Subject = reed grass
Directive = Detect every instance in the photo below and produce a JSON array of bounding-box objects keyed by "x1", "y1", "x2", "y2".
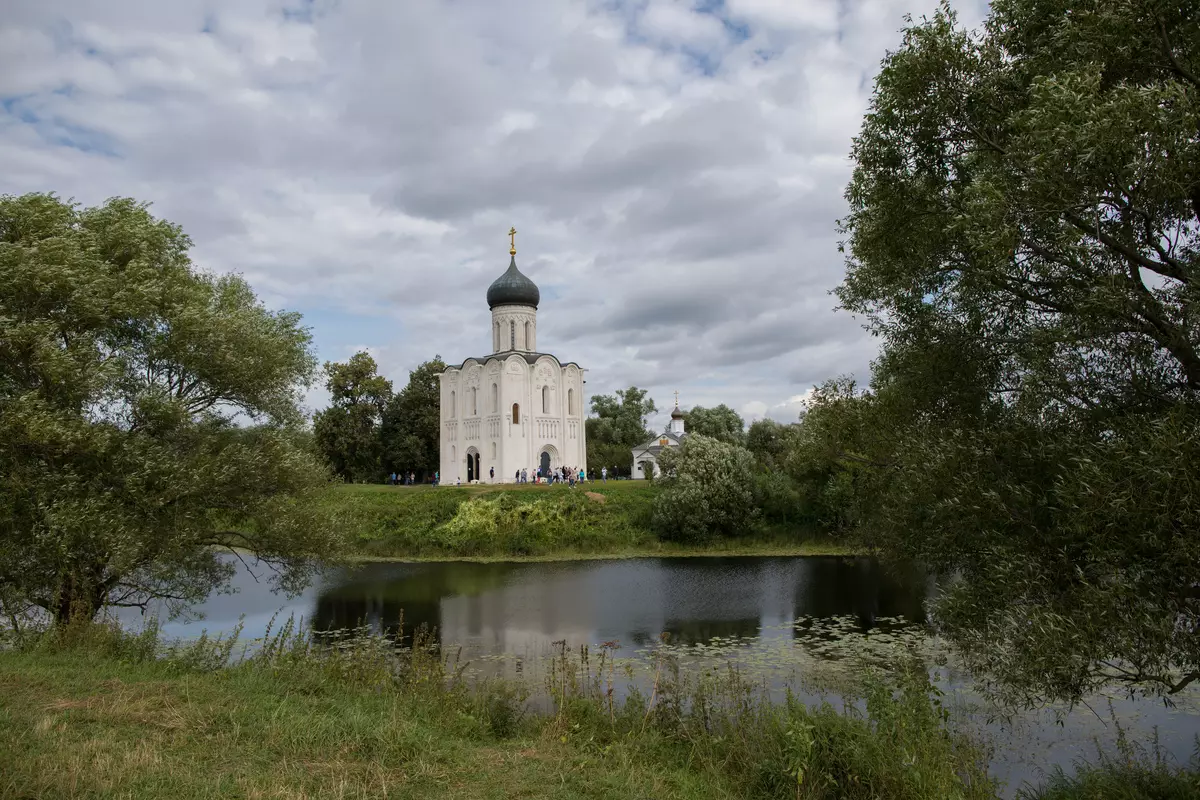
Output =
[{"x1": 2, "y1": 616, "x2": 995, "y2": 799}]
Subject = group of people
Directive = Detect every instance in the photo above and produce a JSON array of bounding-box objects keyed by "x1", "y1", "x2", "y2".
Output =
[
  {"x1": 505, "y1": 464, "x2": 610, "y2": 487},
  {"x1": 392, "y1": 466, "x2": 617, "y2": 487}
]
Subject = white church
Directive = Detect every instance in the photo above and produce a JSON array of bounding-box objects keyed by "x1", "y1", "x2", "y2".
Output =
[
  {"x1": 631, "y1": 398, "x2": 687, "y2": 479},
  {"x1": 438, "y1": 230, "x2": 587, "y2": 483}
]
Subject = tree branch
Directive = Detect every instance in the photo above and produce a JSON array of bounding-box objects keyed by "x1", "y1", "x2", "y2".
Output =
[
  {"x1": 1155, "y1": 14, "x2": 1199, "y2": 89},
  {"x1": 1063, "y1": 211, "x2": 1191, "y2": 286}
]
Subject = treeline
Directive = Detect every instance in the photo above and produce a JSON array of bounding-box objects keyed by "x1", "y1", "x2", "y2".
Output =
[{"x1": 312, "y1": 352, "x2": 444, "y2": 483}]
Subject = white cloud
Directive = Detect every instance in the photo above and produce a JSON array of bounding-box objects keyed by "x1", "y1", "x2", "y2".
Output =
[{"x1": 0, "y1": 0, "x2": 991, "y2": 423}]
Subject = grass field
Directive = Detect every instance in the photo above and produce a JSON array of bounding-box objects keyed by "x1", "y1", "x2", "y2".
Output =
[
  {"x1": 4, "y1": 621, "x2": 1195, "y2": 799},
  {"x1": 323, "y1": 482, "x2": 853, "y2": 561},
  {"x1": 0, "y1": 621, "x2": 997, "y2": 800}
]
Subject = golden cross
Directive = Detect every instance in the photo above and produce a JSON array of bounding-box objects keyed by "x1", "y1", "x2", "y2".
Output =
[
  {"x1": 674, "y1": 389, "x2": 679, "y2": 407},
  {"x1": 508, "y1": 227, "x2": 517, "y2": 255}
]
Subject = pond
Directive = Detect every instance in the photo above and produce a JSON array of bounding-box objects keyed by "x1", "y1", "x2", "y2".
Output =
[{"x1": 118, "y1": 555, "x2": 1200, "y2": 797}]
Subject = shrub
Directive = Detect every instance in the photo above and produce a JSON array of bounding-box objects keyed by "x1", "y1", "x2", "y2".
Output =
[
  {"x1": 653, "y1": 436, "x2": 759, "y2": 542},
  {"x1": 752, "y1": 470, "x2": 805, "y2": 526}
]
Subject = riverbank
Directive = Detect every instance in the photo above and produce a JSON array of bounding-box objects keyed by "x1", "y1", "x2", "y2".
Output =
[
  {"x1": 323, "y1": 482, "x2": 854, "y2": 561},
  {"x1": 4, "y1": 623, "x2": 1196, "y2": 800},
  {"x1": 0, "y1": 621, "x2": 995, "y2": 800}
]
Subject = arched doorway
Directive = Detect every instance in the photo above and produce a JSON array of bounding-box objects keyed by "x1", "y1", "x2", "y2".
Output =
[
  {"x1": 538, "y1": 445, "x2": 558, "y2": 479},
  {"x1": 467, "y1": 449, "x2": 480, "y2": 482}
]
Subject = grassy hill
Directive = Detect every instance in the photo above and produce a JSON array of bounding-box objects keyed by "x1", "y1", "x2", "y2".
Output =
[{"x1": 319, "y1": 482, "x2": 844, "y2": 560}]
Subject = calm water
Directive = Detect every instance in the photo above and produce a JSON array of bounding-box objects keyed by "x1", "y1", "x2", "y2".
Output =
[{"x1": 119, "y1": 555, "x2": 1200, "y2": 797}]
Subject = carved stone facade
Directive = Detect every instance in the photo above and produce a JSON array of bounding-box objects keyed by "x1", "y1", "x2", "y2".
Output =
[{"x1": 491, "y1": 304, "x2": 537, "y2": 353}]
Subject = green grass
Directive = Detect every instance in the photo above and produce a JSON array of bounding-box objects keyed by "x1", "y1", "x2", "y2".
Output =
[
  {"x1": 321, "y1": 482, "x2": 854, "y2": 561},
  {"x1": 1017, "y1": 752, "x2": 1200, "y2": 799},
  {"x1": 0, "y1": 620, "x2": 996, "y2": 800}
]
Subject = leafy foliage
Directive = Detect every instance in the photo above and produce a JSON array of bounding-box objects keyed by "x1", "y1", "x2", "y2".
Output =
[
  {"x1": 313, "y1": 351, "x2": 391, "y2": 482},
  {"x1": 0, "y1": 192, "x2": 341, "y2": 623},
  {"x1": 653, "y1": 436, "x2": 758, "y2": 542},
  {"x1": 682, "y1": 404, "x2": 746, "y2": 444},
  {"x1": 586, "y1": 386, "x2": 657, "y2": 475},
  {"x1": 746, "y1": 418, "x2": 796, "y2": 471},
  {"x1": 821, "y1": 0, "x2": 1200, "y2": 702},
  {"x1": 381, "y1": 356, "x2": 446, "y2": 480}
]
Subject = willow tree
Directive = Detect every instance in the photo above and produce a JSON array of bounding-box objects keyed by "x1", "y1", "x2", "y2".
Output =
[
  {"x1": 0, "y1": 193, "x2": 342, "y2": 623},
  {"x1": 838, "y1": 0, "x2": 1200, "y2": 702}
]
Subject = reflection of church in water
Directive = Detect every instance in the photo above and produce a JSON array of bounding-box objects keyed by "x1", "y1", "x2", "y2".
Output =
[
  {"x1": 311, "y1": 557, "x2": 929, "y2": 664},
  {"x1": 439, "y1": 229, "x2": 587, "y2": 484}
]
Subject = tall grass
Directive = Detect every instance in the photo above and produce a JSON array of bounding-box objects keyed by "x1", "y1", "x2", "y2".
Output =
[
  {"x1": 1017, "y1": 712, "x2": 1200, "y2": 799},
  {"x1": 3, "y1": 617, "x2": 996, "y2": 799},
  {"x1": 540, "y1": 637, "x2": 996, "y2": 800}
]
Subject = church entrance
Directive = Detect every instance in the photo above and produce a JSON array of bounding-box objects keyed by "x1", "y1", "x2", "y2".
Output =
[
  {"x1": 467, "y1": 450, "x2": 480, "y2": 482},
  {"x1": 539, "y1": 451, "x2": 551, "y2": 478}
]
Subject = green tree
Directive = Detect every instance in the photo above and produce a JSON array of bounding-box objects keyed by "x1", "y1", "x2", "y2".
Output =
[
  {"x1": 653, "y1": 436, "x2": 758, "y2": 542},
  {"x1": 682, "y1": 404, "x2": 746, "y2": 444},
  {"x1": 381, "y1": 356, "x2": 446, "y2": 480},
  {"x1": 586, "y1": 386, "x2": 657, "y2": 475},
  {"x1": 746, "y1": 418, "x2": 794, "y2": 471},
  {"x1": 0, "y1": 193, "x2": 341, "y2": 623},
  {"x1": 836, "y1": 0, "x2": 1200, "y2": 702},
  {"x1": 313, "y1": 352, "x2": 392, "y2": 482}
]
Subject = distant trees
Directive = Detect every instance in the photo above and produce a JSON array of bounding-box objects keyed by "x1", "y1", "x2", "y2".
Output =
[
  {"x1": 0, "y1": 193, "x2": 341, "y2": 624},
  {"x1": 586, "y1": 386, "x2": 657, "y2": 476},
  {"x1": 682, "y1": 404, "x2": 746, "y2": 444},
  {"x1": 314, "y1": 354, "x2": 446, "y2": 482},
  {"x1": 746, "y1": 419, "x2": 794, "y2": 471},
  {"x1": 313, "y1": 353, "x2": 392, "y2": 482},
  {"x1": 381, "y1": 357, "x2": 446, "y2": 481}
]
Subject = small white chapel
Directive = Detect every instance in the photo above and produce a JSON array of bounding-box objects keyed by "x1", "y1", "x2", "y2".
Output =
[
  {"x1": 631, "y1": 395, "x2": 688, "y2": 479},
  {"x1": 438, "y1": 230, "x2": 587, "y2": 483}
]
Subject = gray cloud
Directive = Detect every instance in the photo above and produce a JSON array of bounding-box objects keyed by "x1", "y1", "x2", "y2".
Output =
[{"x1": 0, "y1": 0, "x2": 991, "y2": 428}]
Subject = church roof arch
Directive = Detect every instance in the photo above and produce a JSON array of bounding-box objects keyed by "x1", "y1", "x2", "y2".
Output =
[{"x1": 444, "y1": 352, "x2": 583, "y2": 372}]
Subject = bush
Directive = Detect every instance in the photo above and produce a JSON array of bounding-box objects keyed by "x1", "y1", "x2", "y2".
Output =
[
  {"x1": 753, "y1": 470, "x2": 805, "y2": 526},
  {"x1": 652, "y1": 436, "x2": 759, "y2": 542}
]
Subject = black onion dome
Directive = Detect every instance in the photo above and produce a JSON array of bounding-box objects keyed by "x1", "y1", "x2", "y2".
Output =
[
  {"x1": 671, "y1": 406, "x2": 684, "y2": 420},
  {"x1": 486, "y1": 256, "x2": 540, "y2": 309}
]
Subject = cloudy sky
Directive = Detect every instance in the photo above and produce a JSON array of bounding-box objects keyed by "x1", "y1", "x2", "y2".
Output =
[{"x1": 2, "y1": 0, "x2": 987, "y2": 430}]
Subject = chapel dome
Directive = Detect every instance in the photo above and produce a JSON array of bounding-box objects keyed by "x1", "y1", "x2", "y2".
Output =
[
  {"x1": 487, "y1": 256, "x2": 540, "y2": 309},
  {"x1": 671, "y1": 406, "x2": 684, "y2": 420}
]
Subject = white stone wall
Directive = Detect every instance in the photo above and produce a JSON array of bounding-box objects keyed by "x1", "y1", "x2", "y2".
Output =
[
  {"x1": 490, "y1": 304, "x2": 537, "y2": 353},
  {"x1": 439, "y1": 353, "x2": 587, "y2": 484}
]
